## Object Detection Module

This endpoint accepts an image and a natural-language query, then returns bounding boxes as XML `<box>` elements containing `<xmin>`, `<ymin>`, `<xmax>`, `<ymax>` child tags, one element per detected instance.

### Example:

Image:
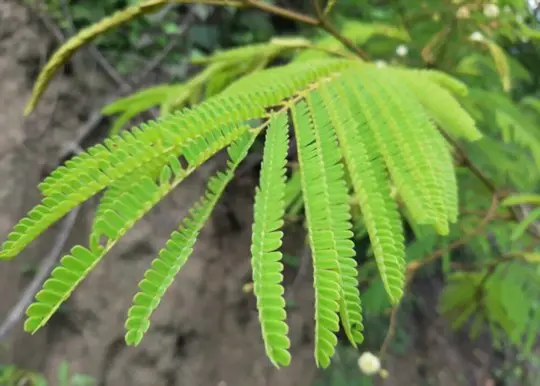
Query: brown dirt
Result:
<box><xmin>0</xmin><ymin>1</ymin><xmax>523</xmax><ymax>385</ymax></box>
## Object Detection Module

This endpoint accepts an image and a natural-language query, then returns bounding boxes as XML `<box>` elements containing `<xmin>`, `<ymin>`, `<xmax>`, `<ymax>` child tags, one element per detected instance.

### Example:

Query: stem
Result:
<box><xmin>440</xmin><ymin>128</ymin><xmax>540</xmax><ymax>241</ymax></box>
<box><xmin>312</xmin><ymin>0</ymin><xmax>370</xmax><ymax>60</ymax></box>
<box><xmin>380</xmin><ymin>195</ymin><xmax>500</xmax><ymax>357</ymax></box>
<box><xmin>439</xmin><ymin>129</ymin><xmax>497</xmax><ymax>193</ymax></box>
<box><xmin>244</xmin><ymin>0</ymin><xmax>369</xmax><ymax>60</ymax></box>
<box><xmin>379</xmin><ymin>302</ymin><xmax>400</xmax><ymax>359</ymax></box>
<box><xmin>243</xmin><ymin>0</ymin><xmax>319</xmax><ymax>25</ymax></box>
<box><xmin>408</xmin><ymin>194</ymin><xmax>501</xmax><ymax>274</ymax></box>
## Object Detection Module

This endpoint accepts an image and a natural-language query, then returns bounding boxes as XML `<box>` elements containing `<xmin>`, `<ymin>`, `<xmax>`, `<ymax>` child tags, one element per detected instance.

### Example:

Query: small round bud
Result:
<box><xmin>357</xmin><ymin>352</ymin><xmax>381</xmax><ymax>375</ymax></box>
<box><xmin>483</xmin><ymin>4</ymin><xmax>500</xmax><ymax>18</ymax></box>
<box><xmin>396</xmin><ymin>44</ymin><xmax>409</xmax><ymax>57</ymax></box>
<box><xmin>456</xmin><ymin>6</ymin><xmax>470</xmax><ymax>19</ymax></box>
<box><xmin>242</xmin><ymin>282</ymin><xmax>254</xmax><ymax>293</ymax></box>
<box><xmin>469</xmin><ymin>31</ymin><xmax>484</xmax><ymax>42</ymax></box>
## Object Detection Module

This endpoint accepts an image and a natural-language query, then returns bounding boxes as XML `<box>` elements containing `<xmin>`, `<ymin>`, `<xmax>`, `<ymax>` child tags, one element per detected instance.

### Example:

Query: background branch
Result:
<box><xmin>312</xmin><ymin>0</ymin><xmax>370</xmax><ymax>60</ymax></box>
<box><xmin>379</xmin><ymin>193</ymin><xmax>501</xmax><ymax>357</ymax></box>
<box><xmin>0</xmin><ymin>207</ymin><xmax>81</xmax><ymax>342</ymax></box>
<box><xmin>59</xmin><ymin>0</ymin><xmax>133</xmax><ymax>92</ymax></box>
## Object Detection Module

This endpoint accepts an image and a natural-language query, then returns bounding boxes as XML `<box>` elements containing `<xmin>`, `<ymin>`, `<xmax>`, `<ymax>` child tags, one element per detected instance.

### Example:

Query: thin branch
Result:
<box><xmin>440</xmin><ymin>129</ymin><xmax>497</xmax><ymax>193</ymax></box>
<box><xmin>312</xmin><ymin>0</ymin><xmax>370</xmax><ymax>60</ymax></box>
<box><xmin>244</xmin><ymin>0</ymin><xmax>319</xmax><ymax>25</ymax></box>
<box><xmin>323</xmin><ymin>0</ymin><xmax>337</xmax><ymax>16</ymax></box>
<box><xmin>132</xmin><ymin>4</ymin><xmax>203</xmax><ymax>85</ymax></box>
<box><xmin>407</xmin><ymin>193</ymin><xmax>501</xmax><ymax>275</ymax></box>
<box><xmin>379</xmin><ymin>300</ymin><xmax>400</xmax><ymax>359</ymax></box>
<box><xmin>243</xmin><ymin>0</ymin><xmax>369</xmax><ymax>60</ymax></box>
<box><xmin>460</xmin><ymin>208</ymin><xmax>512</xmax><ymax>221</ymax></box>
<box><xmin>56</xmin><ymin>107</ymin><xmax>108</xmax><ymax>161</ymax></box>
<box><xmin>440</xmin><ymin>128</ymin><xmax>540</xmax><ymax>240</ymax></box>
<box><xmin>134</xmin><ymin>26</ymin><xmax>189</xmax><ymax>84</ymax></box>
<box><xmin>31</xmin><ymin>3</ymin><xmax>65</xmax><ymax>43</ymax></box>
<box><xmin>0</xmin><ymin>207</ymin><xmax>81</xmax><ymax>342</ymax></box>
<box><xmin>379</xmin><ymin>193</ymin><xmax>501</xmax><ymax>357</ymax></box>
<box><xmin>59</xmin><ymin>0</ymin><xmax>133</xmax><ymax>92</ymax></box>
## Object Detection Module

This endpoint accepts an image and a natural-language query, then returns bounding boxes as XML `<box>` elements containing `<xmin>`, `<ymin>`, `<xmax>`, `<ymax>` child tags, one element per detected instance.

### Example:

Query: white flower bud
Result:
<box><xmin>375</xmin><ymin>60</ymin><xmax>387</xmax><ymax>68</ymax></box>
<box><xmin>456</xmin><ymin>6</ymin><xmax>471</xmax><ymax>19</ymax></box>
<box><xmin>484</xmin><ymin>4</ymin><xmax>500</xmax><ymax>18</ymax></box>
<box><xmin>242</xmin><ymin>282</ymin><xmax>254</xmax><ymax>293</ymax></box>
<box><xmin>469</xmin><ymin>31</ymin><xmax>484</xmax><ymax>42</ymax></box>
<box><xmin>396</xmin><ymin>44</ymin><xmax>408</xmax><ymax>57</ymax></box>
<box><xmin>358</xmin><ymin>352</ymin><xmax>381</xmax><ymax>375</ymax></box>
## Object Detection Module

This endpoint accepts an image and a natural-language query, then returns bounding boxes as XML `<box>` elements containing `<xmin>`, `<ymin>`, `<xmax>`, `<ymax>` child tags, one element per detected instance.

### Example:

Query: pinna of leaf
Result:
<box><xmin>1</xmin><ymin>56</ymin><xmax>479</xmax><ymax>368</ymax></box>
<box><xmin>5</xmin><ymin>0</ymin><xmax>486</xmax><ymax>368</ymax></box>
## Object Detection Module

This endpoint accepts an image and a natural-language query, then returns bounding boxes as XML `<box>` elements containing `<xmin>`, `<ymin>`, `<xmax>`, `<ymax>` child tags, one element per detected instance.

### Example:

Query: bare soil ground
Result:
<box><xmin>0</xmin><ymin>1</ymin><xmax>513</xmax><ymax>385</ymax></box>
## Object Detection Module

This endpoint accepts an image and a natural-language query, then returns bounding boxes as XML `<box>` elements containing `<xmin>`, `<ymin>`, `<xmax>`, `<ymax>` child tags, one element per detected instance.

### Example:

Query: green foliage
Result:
<box><xmin>0</xmin><ymin>361</ymin><xmax>95</xmax><ymax>386</ymax></box>
<box><xmin>27</xmin><ymin>0</ymin><xmax>266</xmax><ymax>75</ymax></box>
<box><xmin>5</xmin><ymin>0</ymin><xmax>540</xmax><ymax>376</ymax></box>
<box><xmin>440</xmin><ymin>259</ymin><xmax>540</xmax><ymax>354</ymax></box>
<box><xmin>250</xmin><ymin>112</ymin><xmax>291</xmax><ymax>366</ymax></box>
<box><xmin>2</xmin><ymin>49</ymin><xmax>468</xmax><ymax>367</ymax></box>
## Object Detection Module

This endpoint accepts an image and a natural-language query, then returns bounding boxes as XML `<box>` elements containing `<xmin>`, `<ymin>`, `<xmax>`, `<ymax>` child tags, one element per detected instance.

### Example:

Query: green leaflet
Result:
<box><xmin>423</xmin><ymin>69</ymin><xmax>469</xmax><ymax>97</ymax></box>
<box><xmin>90</xmin><ymin>158</ymin><xmax>166</xmax><ymax>240</ymax></box>
<box><xmin>482</xmin><ymin>39</ymin><xmax>511</xmax><ymax>92</ymax></box>
<box><xmin>502</xmin><ymin>194</ymin><xmax>540</xmax><ymax>207</ymax></box>
<box><xmin>292</xmin><ymin>99</ymin><xmax>342</xmax><ymax>368</ymax></box>
<box><xmin>308</xmin><ymin>89</ymin><xmax>364</xmax><ymax>345</ymax></box>
<box><xmin>250</xmin><ymin>112</ymin><xmax>291</xmax><ymax>367</ymax></box>
<box><xmin>24</xmin><ymin>122</ymin><xmax>251</xmax><ymax>333</ymax></box>
<box><xmin>343</xmin><ymin>66</ymin><xmax>455</xmax><ymax>235</ymax></box>
<box><xmin>26</xmin><ymin>161</ymin><xmax>185</xmax><ymax>333</ymax></box>
<box><xmin>324</xmin><ymin>79</ymin><xmax>405</xmax><ymax>305</ymax></box>
<box><xmin>125</xmin><ymin>130</ymin><xmax>258</xmax><ymax>346</ymax></box>
<box><xmin>390</xmin><ymin>68</ymin><xmax>483</xmax><ymax>142</ymax></box>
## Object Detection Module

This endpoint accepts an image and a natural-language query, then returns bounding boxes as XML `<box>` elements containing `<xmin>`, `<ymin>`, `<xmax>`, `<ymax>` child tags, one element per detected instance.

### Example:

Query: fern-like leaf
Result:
<box><xmin>391</xmin><ymin>68</ymin><xmax>483</xmax><ymax>141</ymax></box>
<box><xmin>423</xmin><ymin>70</ymin><xmax>469</xmax><ymax>97</ymax></box>
<box><xmin>0</xmin><ymin>118</ymin><xmax>249</xmax><ymax>261</ymax></box>
<box><xmin>482</xmin><ymin>39</ymin><xmax>511</xmax><ymax>92</ymax></box>
<box><xmin>125</xmin><ymin>130</ymin><xmax>257</xmax><ymax>345</ymax></box>
<box><xmin>345</xmin><ymin>66</ymin><xmax>453</xmax><ymax>235</ymax></box>
<box><xmin>24</xmin><ymin>0</ymin><xmax>170</xmax><ymax>115</ymax></box>
<box><xmin>251</xmin><ymin>112</ymin><xmax>291</xmax><ymax>367</ymax></box>
<box><xmin>292</xmin><ymin>98</ymin><xmax>342</xmax><ymax>368</ymax></box>
<box><xmin>322</xmin><ymin>80</ymin><xmax>405</xmax><ymax>304</ymax></box>
<box><xmin>24</xmin><ymin>161</ymin><xmax>185</xmax><ymax>333</ymax></box>
<box><xmin>91</xmin><ymin>158</ymin><xmax>165</xmax><ymax>238</ymax></box>
<box><xmin>306</xmin><ymin>90</ymin><xmax>364</xmax><ymax>345</ymax></box>
<box><xmin>23</xmin><ymin>117</ymin><xmax>256</xmax><ymax>332</ymax></box>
